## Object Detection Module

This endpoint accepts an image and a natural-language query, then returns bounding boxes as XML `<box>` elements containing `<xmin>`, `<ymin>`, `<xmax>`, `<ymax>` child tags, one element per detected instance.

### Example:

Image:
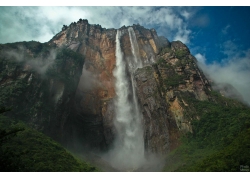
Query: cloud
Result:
<box><xmin>222</xmin><ymin>24</ymin><xmax>231</xmax><ymax>35</ymax></box>
<box><xmin>4</xmin><ymin>45</ymin><xmax>57</xmax><ymax>75</ymax></box>
<box><xmin>220</xmin><ymin>40</ymin><xmax>244</xmax><ymax>58</ymax></box>
<box><xmin>195</xmin><ymin>53</ymin><xmax>207</xmax><ymax>64</ymax></box>
<box><xmin>0</xmin><ymin>6</ymin><xmax>193</xmax><ymax>44</ymax></box>
<box><xmin>189</xmin><ymin>14</ymin><xmax>210</xmax><ymax>28</ymax></box>
<box><xmin>77</xmin><ymin>64</ymin><xmax>101</xmax><ymax>92</ymax></box>
<box><xmin>173</xmin><ymin>28</ymin><xmax>191</xmax><ymax>44</ymax></box>
<box><xmin>180</xmin><ymin>10</ymin><xmax>191</xmax><ymax>20</ymax></box>
<box><xmin>196</xmin><ymin>45</ymin><xmax>250</xmax><ymax>106</ymax></box>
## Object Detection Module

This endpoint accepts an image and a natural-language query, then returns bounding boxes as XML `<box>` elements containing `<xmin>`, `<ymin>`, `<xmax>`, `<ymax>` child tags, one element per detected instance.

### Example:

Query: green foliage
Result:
<box><xmin>159</xmin><ymin>47</ymin><xmax>172</xmax><ymax>55</ymax></box>
<box><xmin>164</xmin><ymin>91</ymin><xmax>250</xmax><ymax>171</ymax></box>
<box><xmin>0</xmin><ymin>79</ymin><xmax>28</xmax><ymax>105</ymax></box>
<box><xmin>195</xmin><ymin>128</ymin><xmax>250</xmax><ymax>171</ymax></box>
<box><xmin>0</xmin><ymin>115</ymin><xmax>98</xmax><ymax>172</ymax></box>
<box><xmin>1</xmin><ymin>41</ymin><xmax>53</xmax><ymax>58</ymax></box>
<box><xmin>175</xmin><ymin>49</ymin><xmax>188</xmax><ymax>59</ymax></box>
<box><xmin>175</xmin><ymin>127</ymin><xmax>250</xmax><ymax>172</ymax></box>
<box><xmin>0</xmin><ymin>106</ymin><xmax>11</xmax><ymax>114</ymax></box>
<box><xmin>23</xmin><ymin>41</ymin><xmax>45</xmax><ymax>54</ymax></box>
<box><xmin>156</xmin><ymin>57</ymin><xmax>173</xmax><ymax>70</ymax></box>
<box><xmin>0</xmin><ymin>42</ymin><xmax>84</xmax><ymax>122</ymax></box>
<box><xmin>157</xmin><ymin>58</ymin><xmax>165</xmax><ymax>66</ymax></box>
<box><xmin>164</xmin><ymin>74</ymin><xmax>185</xmax><ymax>88</ymax></box>
<box><xmin>56</xmin><ymin>48</ymin><xmax>84</xmax><ymax>64</ymax></box>
<box><xmin>46</xmin><ymin>48</ymin><xmax>84</xmax><ymax>85</ymax></box>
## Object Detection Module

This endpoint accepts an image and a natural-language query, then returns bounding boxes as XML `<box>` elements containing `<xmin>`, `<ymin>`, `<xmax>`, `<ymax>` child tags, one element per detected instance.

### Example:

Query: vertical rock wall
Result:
<box><xmin>49</xmin><ymin>20</ymin><xmax>211</xmax><ymax>155</ymax></box>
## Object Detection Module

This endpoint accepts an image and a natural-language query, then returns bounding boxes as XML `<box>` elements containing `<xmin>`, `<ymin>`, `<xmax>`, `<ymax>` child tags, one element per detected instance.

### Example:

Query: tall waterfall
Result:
<box><xmin>128</xmin><ymin>27</ymin><xmax>142</xmax><ymax>69</ymax></box>
<box><xmin>107</xmin><ymin>29</ymin><xmax>145</xmax><ymax>171</ymax></box>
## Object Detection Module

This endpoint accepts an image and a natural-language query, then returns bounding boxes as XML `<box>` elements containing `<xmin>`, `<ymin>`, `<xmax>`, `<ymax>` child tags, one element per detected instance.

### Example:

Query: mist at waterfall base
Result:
<box><xmin>100</xmin><ymin>28</ymin><xmax>164</xmax><ymax>171</ymax></box>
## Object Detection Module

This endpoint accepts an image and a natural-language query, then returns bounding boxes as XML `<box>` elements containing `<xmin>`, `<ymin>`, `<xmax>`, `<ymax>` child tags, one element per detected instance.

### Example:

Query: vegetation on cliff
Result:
<box><xmin>0</xmin><ymin>41</ymin><xmax>84</xmax><ymax>140</ymax></box>
<box><xmin>0</xmin><ymin>113</ymin><xmax>98</xmax><ymax>172</ymax></box>
<box><xmin>158</xmin><ymin>45</ymin><xmax>250</xmax><ymax>171</ymax></box>
<box><xmin>0</xmin><ymin>41</ymin><xmax>98</xmax><ymax>171</ymax></box>
<box><xmin>141</xmin><ymin>43</ymin><xmax>250</xmax><ymax>172</ymax></box>
<box><xmin>135</xmin><ymin>40</ymin><xmax>250</xmax><ymax>172</ymax></box>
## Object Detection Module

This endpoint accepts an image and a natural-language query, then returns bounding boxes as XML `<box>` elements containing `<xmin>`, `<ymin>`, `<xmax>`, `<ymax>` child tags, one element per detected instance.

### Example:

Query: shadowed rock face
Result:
<box><xmin>134</xmin><ymin>66</ymin><xmax>170</xmax><ymax>154</ymax></box>
<box><xmin>0</xmin><ymin>43</ymin><xmax>84</xmax><ymax>143</ymax></box>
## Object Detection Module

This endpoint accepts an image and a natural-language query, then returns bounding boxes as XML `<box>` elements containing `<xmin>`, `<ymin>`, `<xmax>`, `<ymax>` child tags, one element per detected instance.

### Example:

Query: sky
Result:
<box><xmin>0</xmin><ymin>4</ymin><xmax>250</xmax><ymax>105</ymax></box>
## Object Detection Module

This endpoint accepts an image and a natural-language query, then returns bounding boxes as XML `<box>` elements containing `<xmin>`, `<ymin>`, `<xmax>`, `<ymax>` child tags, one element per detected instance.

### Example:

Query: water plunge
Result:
<box><xmin>106</xmin><ymin>28</ymin><xmax>146</xmax><ymax>171</ymax></box>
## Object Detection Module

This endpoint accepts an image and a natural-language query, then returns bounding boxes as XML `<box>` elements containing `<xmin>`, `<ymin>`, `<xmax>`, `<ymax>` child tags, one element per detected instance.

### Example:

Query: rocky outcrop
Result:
<box><xmin>153</xmin><ymin>41</ymin><xmax>211</xmax><ymax>133</ymax></box>
<box><xmin>132</xmin><ymin>40</ymin><xmax>212</xmax><ymax>152</ymax></box>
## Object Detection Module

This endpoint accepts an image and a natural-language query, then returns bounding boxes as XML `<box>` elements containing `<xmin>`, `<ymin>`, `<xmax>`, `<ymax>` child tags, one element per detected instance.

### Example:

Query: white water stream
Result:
<box><xmin>107</xmin><ymin>28</ymin><xmax>145</xmax><ymax>171</ymax></box>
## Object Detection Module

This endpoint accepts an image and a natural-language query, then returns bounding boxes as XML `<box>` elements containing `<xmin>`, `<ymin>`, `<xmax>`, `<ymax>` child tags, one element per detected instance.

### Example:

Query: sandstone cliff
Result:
<box><xmin>49</xmin><ymin>19</ymin><xmax>172</xmax><ymax>152</ymax></box>
<box><xmin>48</xmin><ymin>19</ymin><xmax>211</xmax><ymax>154</ymax></box>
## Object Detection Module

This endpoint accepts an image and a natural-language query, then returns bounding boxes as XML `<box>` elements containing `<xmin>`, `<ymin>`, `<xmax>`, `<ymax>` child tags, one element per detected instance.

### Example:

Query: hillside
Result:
<box><xmin>0</xmin><ymin>113</ymin><xmax>98</xmax><ymax>172</ymax></box>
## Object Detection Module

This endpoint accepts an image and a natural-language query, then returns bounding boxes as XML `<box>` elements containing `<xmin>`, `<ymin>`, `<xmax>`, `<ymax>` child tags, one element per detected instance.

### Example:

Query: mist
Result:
<box><xmin>4</xmin><ymin>46</ymin><xmax>57</xmax><ymax>75</ymax></box>
<box><xmin>77</xmin><ymin>64</ymin><xmax>102</xmax><ymax>92</ymax></box>
<box><xmin>195</xmin><ymin>50</ymin><xmax>250</xmax><ymax>106</ymax></box>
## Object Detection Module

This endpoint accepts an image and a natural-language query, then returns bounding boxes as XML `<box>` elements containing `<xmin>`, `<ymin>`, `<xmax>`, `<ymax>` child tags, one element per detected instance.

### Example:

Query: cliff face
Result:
<box><xmin>0</xmin><ymin>19</ymin><xmax>212</xmax><ymax>157</ymax></box>
<box><xmin>135</xmin><ymin>41</ymin><xmax>211</xmax><ymax>152</ymax></box>
<box><xmin>0</xmin><ymin>42</ymin><xmax>84</xmax><ymax>143</ymax></box>
<box><xmin>49</xmin><ymin>19</ymin><xmax>172</xmax><ymax>151</ymax></box>
<box><xmin>48</xmin><ymin>19</ymin><xmax>211</xmax><ymax>154</ymax></box>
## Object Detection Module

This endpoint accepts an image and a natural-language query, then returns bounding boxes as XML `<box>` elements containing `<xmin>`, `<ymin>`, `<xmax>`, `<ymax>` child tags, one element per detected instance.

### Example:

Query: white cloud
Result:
<box><xmin>195</xmin><ymin>53</ymin><xmax>207</xmax><ymax>64</ymax></box>
<box><xmin>180</xmin><ymin>10</ymin><xmax>191</xmax><ymax>20</ymax></box>
<box><xmin>197</xmin><ymin>44</ymin><xmax>250</xmax><ymax>106</ymax></box>
<box><xmin>174</xmin><ymin>28</ymin><xmax>191</xmax><ymax>44</ymax></box>
<box><xmin>0</xmin><ymin>6</ymin><xmax>193</xmax><ymax>44</ymax></box>
<box><xmin>222</xmin><ymin>24</ymin><xmax>231</xmax><ymax>35</ymax></box>
<box><xmin>221</xmin><ymin>40</ymin><xmax>239</xmax><ymax>58</ymax></box>
<box><xmin>190</xmin><ymin>14</ymin><xmax>210</xmax><ymax>28</ymax></box>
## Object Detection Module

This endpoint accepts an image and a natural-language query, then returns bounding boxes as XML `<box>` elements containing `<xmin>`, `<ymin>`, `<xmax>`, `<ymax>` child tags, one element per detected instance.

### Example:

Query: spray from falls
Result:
<box><xmin>105</xmin><ymin>28</ymin><xmax>146</xmax><ymax>171</ymax></box>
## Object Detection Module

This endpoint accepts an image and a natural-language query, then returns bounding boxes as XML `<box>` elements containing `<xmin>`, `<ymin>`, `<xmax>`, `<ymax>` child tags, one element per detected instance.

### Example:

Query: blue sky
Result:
<box><xmin>0</xmin><ymin>5</ymin><xmax>249</xmax><ymax>104</ymax></box>
<box><xmin>188</xmin><ymin>6</ymin><xmax>250</xmax><ymax>64</ymax></box>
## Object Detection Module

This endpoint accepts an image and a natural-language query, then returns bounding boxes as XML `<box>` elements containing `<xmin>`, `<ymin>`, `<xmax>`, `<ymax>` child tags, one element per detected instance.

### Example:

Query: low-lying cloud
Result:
<box><xmin>77</xmin><ymin>64</ymin><xmax>102</xmax><ymax>92</ymax></box>
<box><xmin>195</xmin><ymin>47</ymin><xmax>250</xmax><ymax>106</ymax></box>
<box><xmin>4</xmin><ymin>46</ymin><xmax>57</xmax><ymax>75</ymax></box>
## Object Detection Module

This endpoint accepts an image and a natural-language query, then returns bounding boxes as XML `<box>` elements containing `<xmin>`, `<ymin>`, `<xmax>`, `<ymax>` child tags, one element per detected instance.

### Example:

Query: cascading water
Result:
<box><xmin>128</xmin><ymin>27</ymin><xmax>142</xmax><ymax>69</ymax></box>
<box><xmin>106</xmin><ymin>29</ymin><xmax>145</xmax><ymax>171</ymax></box>
<box><xmin>127</xmin><ymin>27</ymin><xmax>144</xmax><ymax>128</ymax></box>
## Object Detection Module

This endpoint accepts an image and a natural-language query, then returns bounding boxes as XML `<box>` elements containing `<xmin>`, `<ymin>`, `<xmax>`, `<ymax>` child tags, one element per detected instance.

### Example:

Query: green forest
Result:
<box><xmin>0</xmin><ymin>113</ymin><xmax>98</xmax><ymax>172</ymax></box>
<box><xmin>164</xmin><ymin>91</ymin><xmax>250</xmax><ymax>171</ymax></box>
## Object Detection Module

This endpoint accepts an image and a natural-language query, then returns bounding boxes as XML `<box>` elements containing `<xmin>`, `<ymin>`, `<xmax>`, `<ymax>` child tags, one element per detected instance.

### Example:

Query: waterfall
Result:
<box><xmin>128</xmin><ymin>27</ymin><xmax>142</xmax><ymax>69</ymax></box>
<box><xmin>107</xmin><ymin>29</ymin><xmax>145</xmax><ymax>171</ymax></box>
<box><xmin>128</xmin><ymin>27</ymin><xmax>144</xmax><ymax>129</ymax></box>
